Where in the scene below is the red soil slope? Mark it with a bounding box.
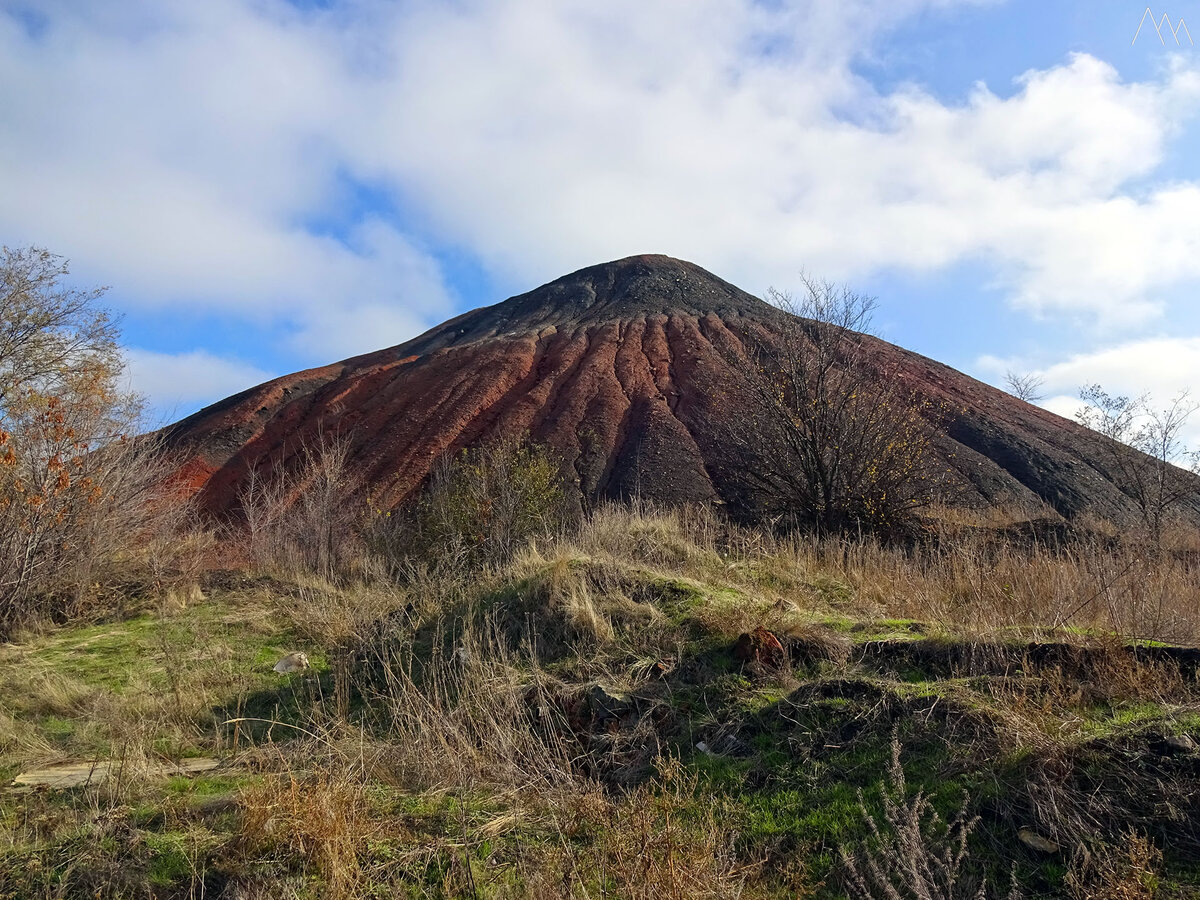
[163,255,1194,526]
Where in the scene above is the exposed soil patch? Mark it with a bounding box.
[854,637,1200,681]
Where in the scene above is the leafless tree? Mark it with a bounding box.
[1076,384,1200,545]
[720,276,940,537]
[0,246,116,413]
[1004,371,1045,404]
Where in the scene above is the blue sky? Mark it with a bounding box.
[4,0,1200,438]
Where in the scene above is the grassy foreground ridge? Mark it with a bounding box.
[3,503,1200,898]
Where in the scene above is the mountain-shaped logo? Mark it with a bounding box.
[1134,8,1194,45]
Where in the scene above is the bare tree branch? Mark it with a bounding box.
[1004,371,1045,404]
[1075,384,1200,546]
[717,276,940,537]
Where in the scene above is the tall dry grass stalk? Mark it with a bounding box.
[365,624,586,792]
[814,527,1200,643]
[237,741,377,900]
[841,736,1012,900]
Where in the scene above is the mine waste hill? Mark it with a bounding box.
[10,256,1200,897]
[165,253,1198,526]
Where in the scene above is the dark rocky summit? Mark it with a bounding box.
[163,254,1200,527]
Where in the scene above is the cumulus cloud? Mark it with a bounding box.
[0,0,454,361]
[344,3,1200,322]
[124,348,275,423]
[3,0,1200,380]
[980,337,1200,446]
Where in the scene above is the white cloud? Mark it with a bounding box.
[3,0,1200,377]
[124,348,275,424]
[340,5,1200,327]
[1040,337,1200,403]
[0,0,453,361]
[979,337,1200,447]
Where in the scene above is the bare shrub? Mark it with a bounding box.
[235,430,365,581]
[0,247,188,633]
[371,434,572,575]
[238,457,291,568]
[1076,384,1200,546]
[1004,371,1045,403]
[718,276,941,537]
[841,736,1015,900]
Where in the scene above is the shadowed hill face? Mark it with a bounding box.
[163,255,1199,528]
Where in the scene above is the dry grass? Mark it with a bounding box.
[223,737,754,900]
[237,748,378,900]
[529,501,1200,644]
[534,757,755,900]
[363,625,587,793]
[841,736,1008,900]
[1065,831,1163,900]
[221,478,1200,646]
[846,534,1200,643]
[7,499,1200,898]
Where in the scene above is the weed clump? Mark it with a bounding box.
[841,736,1015,900]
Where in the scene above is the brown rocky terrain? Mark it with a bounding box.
[163,254,1200,527]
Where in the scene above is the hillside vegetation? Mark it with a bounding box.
[4,496,1200,898]
[5,249,1200,898]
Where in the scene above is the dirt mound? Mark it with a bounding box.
[162,254,1200,526]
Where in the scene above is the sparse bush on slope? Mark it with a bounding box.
[1075,383,1200,548]
[369,434,574,576]
[237,429,366,581]
[235,432,572,584]
[719,276,942,538]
